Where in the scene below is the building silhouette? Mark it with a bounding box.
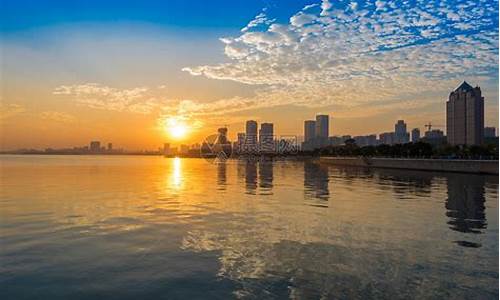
[90,141,101,152]
[315,115,329,139]
[259,123,274,153]
[411,128,420,143]
[304,120,316,142]
[394,120,409,144]
[245,120,258,153]
[446,81,484,145]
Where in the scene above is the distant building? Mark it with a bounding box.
[304,120,316,142]
[424,129,446,145]
[180,144,189,154]
[90,141,101,152]
[446,81,484,145]
[236,133,246,154]
[353,134,377,146]
[259,123,274,153]
[217,127,229,145]
[245,120,258,152]
[411,128,420,143]
[107,143,113,151]
[394,120,409,144]
[379,132,395,145]
[315,115,329,139]
[484,127,496,138]
[329,136,345,146]
[163,143,170,155]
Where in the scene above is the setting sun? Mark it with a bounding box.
[165,118,188,139]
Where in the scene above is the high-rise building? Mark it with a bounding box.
[107,143,113,151]
[304,120,316,142]
[484,127,496,138]
[446,81,484,145]
[394,120,409,144]
[90,141,101,152]
[411,128,420,143]
[245,120,258,152]
[315,115,329,138]
[259,123,274,153]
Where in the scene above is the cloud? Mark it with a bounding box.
[0,103,25,119]
[181,0,498,119]
[40,111,76,123]
[53,83,162,114]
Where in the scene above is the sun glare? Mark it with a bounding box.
[165,118,188,139]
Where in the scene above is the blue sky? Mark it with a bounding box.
[1,0,315,32]
[1,0,499,149]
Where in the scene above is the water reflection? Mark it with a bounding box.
[258,160,273,194]
[303,161,329,202]
[217,161,227,190]
[446,174,487,234]
[1,156,498,299]
[244,160,258,194]
[169,157,183,189]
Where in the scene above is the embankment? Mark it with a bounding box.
[319,157,498,174]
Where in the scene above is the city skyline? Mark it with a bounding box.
[1,0,499,151]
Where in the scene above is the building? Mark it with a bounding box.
[180,144,189,154]
[107,143,113,151]
[424,129,446,145]
[411,128,420,143]
[236,133,246,154]
[304,120,316,142]
[315,115,329,139]
[394,120,409,144]
[379,132,395,145]
[329,136,344,146]
[353,135,377,146]
[217,127,229,145]
[90,141,101,152]
[259,123,274,153]
[245,120,258,153]
[446,81,484,145]
[484,127,496,138]
[163,143,170,155]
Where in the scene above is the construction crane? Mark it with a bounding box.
[424,122,444,132]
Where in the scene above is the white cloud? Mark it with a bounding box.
[53,83,162,114]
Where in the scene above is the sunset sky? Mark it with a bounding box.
[1,0,498,150]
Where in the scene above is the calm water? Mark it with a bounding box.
[0,155,498,299]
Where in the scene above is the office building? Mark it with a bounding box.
[446,81,484,145]
[394,120,409,144]
[107,143,113,151]
[245,120,258,144]
[304,120,316,142]
[259,123,274,153]
[315,115,329,138]
[411,128,420,143]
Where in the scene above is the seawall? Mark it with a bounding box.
[319,157,499,174]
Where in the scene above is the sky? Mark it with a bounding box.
[1,0,498,150]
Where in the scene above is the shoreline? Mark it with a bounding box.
[320,157,499,175]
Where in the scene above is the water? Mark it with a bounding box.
[0,155,498,299]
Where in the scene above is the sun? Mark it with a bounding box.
[165,118,188,139]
